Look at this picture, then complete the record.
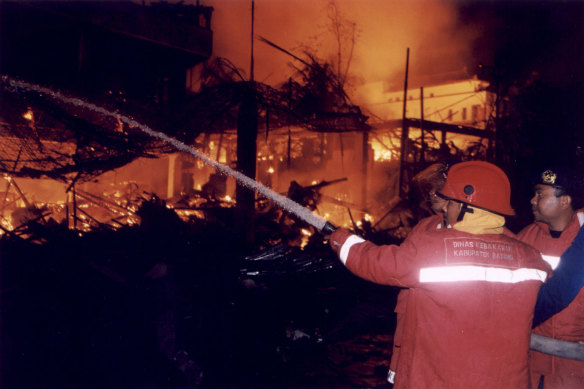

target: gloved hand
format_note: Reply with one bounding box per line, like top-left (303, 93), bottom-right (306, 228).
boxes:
top-left (328, 227), bottom-right (353, 257)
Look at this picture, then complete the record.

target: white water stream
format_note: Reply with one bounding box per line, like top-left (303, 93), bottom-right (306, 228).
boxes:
top-left (2, 76), bottom-right (330, 231)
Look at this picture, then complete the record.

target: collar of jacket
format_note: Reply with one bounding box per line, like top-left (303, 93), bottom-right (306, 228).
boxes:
top-left (452, 206), bottom-right (505, 234)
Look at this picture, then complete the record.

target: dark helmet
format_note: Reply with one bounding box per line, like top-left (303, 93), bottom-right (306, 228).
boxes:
top-left (438, 161), bottom-right (515, 216)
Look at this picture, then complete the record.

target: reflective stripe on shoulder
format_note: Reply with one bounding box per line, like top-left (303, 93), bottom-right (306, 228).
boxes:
top-left (419, 265), bottom-right (548, 283)
top-left (578, 212), bottom-right (584, 227)
top-left (542, 254), bottom-right (560, 270)
top-left (339, 235), bottom-right (366, 265)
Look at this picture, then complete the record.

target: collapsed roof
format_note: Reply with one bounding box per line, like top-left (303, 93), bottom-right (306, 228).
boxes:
top-left (0, 54), bottom-right (369, 184)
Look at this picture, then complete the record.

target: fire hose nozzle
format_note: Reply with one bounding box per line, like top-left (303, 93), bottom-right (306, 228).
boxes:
top-left (321, 221), bottom-right (337, 235)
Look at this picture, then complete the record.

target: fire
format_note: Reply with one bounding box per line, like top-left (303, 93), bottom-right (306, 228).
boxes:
top-left (300, 228), bottom-right (313, 249)
top-left (22, 108), bottom-right (34, 122)
top-left (370, 134), bottom-right (398, 162)
top-left (0, 215), bottom-right (14, 235)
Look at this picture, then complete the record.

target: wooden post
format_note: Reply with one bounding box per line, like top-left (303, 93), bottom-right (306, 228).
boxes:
top-left (398, 48), bottom-right (410, 198)
top-left (167, 154), bottom-right (176, 199)
top-left (361, 131), bottom-right (369, 209)
top-left (235, 86), bottom-right (258, 245)
top-left (250, 0), bottom-right (255, 82)
top-left (287, 78), bottom-right (292, 169)
top-left (216, 131), bottom-right (224, 161)
top-left (420, 86), bottom-right (425, 165)
top-left (72, 184), bottom-right (77, 230)
top-left (235, 0), bottom-right (258, 245)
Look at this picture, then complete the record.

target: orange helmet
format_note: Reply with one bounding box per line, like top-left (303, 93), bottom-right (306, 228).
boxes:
top-left (438, 161), bottom-right (515, 216)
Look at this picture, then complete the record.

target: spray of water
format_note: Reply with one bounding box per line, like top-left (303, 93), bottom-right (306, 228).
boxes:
top-left (1, 76), bottom-right (331, 231)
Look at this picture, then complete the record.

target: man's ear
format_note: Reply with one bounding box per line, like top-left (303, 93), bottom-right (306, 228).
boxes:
top-left (559, 194), bottom-right (572, 210)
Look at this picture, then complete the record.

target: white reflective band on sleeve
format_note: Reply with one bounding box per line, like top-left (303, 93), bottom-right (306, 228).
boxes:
top-left (419, 265), bottom-right (548, 283)
top-left (578, 212), bottom-right (584, 227)
top-left (541, 255), bottom-right (560, 270)
top-left (387, 369), bottom-right (396, 384)
top-left (339, 235), bottom-right (366, 265)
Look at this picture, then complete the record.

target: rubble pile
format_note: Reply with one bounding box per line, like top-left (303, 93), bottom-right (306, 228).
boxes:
top-left (1, 194), bottom-right (401, 388)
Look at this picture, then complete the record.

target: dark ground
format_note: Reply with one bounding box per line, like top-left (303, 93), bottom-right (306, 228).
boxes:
top-left (0, 205), bottom-right (400, 389)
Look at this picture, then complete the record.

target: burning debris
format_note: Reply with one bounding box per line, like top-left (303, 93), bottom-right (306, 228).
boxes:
top-left (0, 34), bottom-right (499, 389)
top-left (0, 179), bottom-right (401, 388)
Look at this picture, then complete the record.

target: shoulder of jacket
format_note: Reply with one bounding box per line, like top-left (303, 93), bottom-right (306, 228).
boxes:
top-left (518, 222), bottom-right (544, 237)
top-left (576, 210), bottom-right (584, 227)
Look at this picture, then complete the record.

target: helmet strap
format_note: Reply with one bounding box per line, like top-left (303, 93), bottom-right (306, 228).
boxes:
top-left (457, 203), bottom-right (474, 222)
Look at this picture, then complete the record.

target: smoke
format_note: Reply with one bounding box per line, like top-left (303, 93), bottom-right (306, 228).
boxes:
top-left (203, 0), bottom-right (481, 225)
top-left (207, 0), bottom-right (479, 90)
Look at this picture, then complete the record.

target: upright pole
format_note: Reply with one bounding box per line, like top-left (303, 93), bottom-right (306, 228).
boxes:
top-left (167, 154), bottom-right (176, 199)
top-left (235, 0), bottom-right (258, 245)
top-left (361, 131), bottom-right (369, 209)
top-left (250, 0), bottom-right (255, 82)
top-left (398, 48), bottom-right (410, 198)
top-left (287, 78), bottom-right (292, 168)
top-left (72, 184), bottom-right (77, 230)
top-left (420, 86), bottom-right (425, 165)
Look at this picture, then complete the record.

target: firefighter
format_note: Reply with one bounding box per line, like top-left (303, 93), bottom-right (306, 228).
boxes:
top-left (328, 161), bottom-right (551, 389)
top-left (388, 161), bottom-right (450, 384)
top-left (517, 166), bottom-right (584, 389)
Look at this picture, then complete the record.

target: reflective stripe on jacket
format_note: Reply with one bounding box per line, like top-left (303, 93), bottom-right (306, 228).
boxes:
top-left (330, 226), bottom-right (550, 389)
top-left (518, 211), bottom-right (584, 380)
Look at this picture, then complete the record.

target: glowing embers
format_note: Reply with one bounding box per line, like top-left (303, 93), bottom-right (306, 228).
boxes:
top-left (300, 228), bottom-right (313, 249)
top-left (22, 107), bottom-right (34, 122)
top-left (370, 133), bottom-right (399, 161)
top-left (0, 176), bottom-right (145, 237)
top-left (0, 214), bottom-right (14, 236)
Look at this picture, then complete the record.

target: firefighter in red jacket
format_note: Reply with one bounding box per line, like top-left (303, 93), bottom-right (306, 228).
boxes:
top-left (517, 166), bottom-right (584, 389)
top-left (388, 161), bottom-right (450, 384)
top-left (329, 161), bottom-right (551, 389)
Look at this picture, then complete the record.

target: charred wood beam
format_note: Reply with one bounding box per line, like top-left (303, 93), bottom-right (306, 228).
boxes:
top-left (1, 148), bottom-right (22, 215)
top-left (406, 118), bottom-right (494, 139)
top-left (11, 211), bottom-right (52, 234)
top-left (75, 206), bottom-right (110, 230)
top-left (306, 112), bottom-right (371, 133)
top-left (10, 178), bottom-right (32, 209)
top-left (370, 119), bottom-right (494, 139)
top-left (74, 188), bottom-right (137, 216)
top-left (319, 194), bottom-right (367, 213)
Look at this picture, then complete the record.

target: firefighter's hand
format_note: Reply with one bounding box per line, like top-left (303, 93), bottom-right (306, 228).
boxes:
top-left (328, 228), bottom-right (353, 257)
top-left (321, 221), bottom-right (337, 236)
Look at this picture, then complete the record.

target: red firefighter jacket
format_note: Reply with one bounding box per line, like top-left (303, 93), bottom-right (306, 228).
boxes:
top-left (330, 226), bottom-right (550, 389)
top-left (389, 214), bottom-right (443, 382)
top-left (518, 210), bottom-right (584, 383)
